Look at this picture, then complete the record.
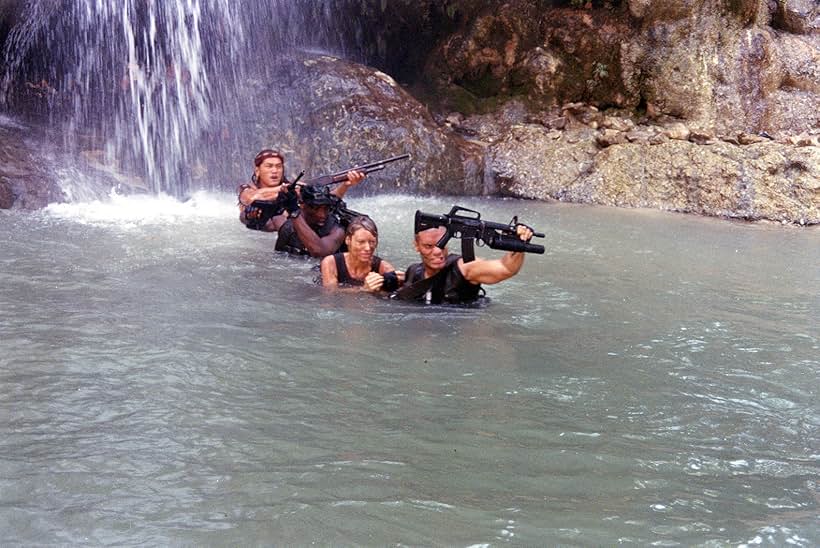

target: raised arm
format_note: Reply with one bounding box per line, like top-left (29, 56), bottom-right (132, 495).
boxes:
top-left (330, 170), bottom-right (366, 200)
top-left (459, 225), bottom-right (533, 285)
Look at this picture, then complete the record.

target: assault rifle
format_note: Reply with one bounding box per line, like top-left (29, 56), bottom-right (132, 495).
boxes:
top-left (243, 153), bottom-right (409, 231)
top-left (414, 205), bottom-right (545, 260)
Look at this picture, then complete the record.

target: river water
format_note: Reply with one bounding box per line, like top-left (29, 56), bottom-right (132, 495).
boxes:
top-left (0, 193), bottom-right (817, 546)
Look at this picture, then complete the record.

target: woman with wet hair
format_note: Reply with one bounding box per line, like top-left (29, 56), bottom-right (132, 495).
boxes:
top-left (320, 216), bottom-right (403, 292)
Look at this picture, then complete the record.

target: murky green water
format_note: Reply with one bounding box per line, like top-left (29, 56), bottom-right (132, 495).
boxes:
top-left (1, 194), bottom-right (817, 546)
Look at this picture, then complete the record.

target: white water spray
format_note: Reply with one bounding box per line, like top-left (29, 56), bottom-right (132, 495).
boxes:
top-left (3, 1), bottom-right (247, 195)
top-left (1, 0), bottom-right (371, 198)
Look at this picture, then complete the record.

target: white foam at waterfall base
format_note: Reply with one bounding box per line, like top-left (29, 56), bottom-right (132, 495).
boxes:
top-left (44, 190), bottom-right (236, 228)
top-left (0, 114), bottom-right (27, 129)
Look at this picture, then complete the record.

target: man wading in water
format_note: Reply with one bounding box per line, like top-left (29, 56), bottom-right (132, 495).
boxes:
top-left (271, 184), bottom-right (365, 258)
top-left (398, 223), bottom-right (534, 305)
top-left (237, 149), bottom-right (364, 237)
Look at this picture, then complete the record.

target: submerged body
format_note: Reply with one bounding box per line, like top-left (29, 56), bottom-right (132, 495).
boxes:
top-left (320, 216), bottom-right (401, 291)
top-left (398, 224), bottom-right (533, 304)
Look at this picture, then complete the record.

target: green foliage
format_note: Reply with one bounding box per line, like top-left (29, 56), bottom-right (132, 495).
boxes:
top-left (585, 61), bottom-right (609, 94)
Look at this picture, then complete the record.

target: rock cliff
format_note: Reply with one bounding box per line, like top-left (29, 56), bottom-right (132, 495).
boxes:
top-left (382, 0), bottom-right (820, 223)
top-left (1, 0), bottom-right (817, 223)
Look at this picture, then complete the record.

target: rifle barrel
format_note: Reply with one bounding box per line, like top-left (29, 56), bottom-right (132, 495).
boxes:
top-left (416, 207), bottom-right (545, 253)
top-left (330, 153), bottom-right (411, 178)
top-left (304, 153), bottom-right (410, 187)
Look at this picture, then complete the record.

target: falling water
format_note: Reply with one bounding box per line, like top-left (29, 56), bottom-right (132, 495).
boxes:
top-left (0, 0), bottom-right (369, 197)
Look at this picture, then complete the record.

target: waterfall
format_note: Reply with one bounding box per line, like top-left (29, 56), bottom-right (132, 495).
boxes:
top-left (0, 0), bottom-right (365, 198)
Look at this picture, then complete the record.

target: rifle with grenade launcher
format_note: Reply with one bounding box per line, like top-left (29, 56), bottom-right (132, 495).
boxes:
top-left (414, 205), bottom-right (545, 261)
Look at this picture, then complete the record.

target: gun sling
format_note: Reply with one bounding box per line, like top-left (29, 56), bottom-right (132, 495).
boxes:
top-left (391, 267), bottom-right (451, 301)
top-left (393, 251), bottom-right (475, 301)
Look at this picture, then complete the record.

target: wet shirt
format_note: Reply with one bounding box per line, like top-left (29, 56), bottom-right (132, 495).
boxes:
top-left (332, 253), bottom-right (383, 286)
top-left (403, 254), bottom-right (482, 304)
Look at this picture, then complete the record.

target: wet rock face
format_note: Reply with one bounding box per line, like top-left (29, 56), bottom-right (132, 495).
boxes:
top-left (424, 6), bottom-right (636, 112)
top-left (413, 0), bottom-right (818, 223)
top-left (0, 119), bottom-right (65, 209)
top-left (631, 2), bottom-right (819, 136)
top-left (420, 1), bottom-right (818, 135)
top-left (294, 56), bottom-right (483, 195)
top-left (485, 117), bottom-right (820, 224)
top-left (210, 54), bottom-right (483, 196)
top-left (772, 0), bottom-right (820, 35)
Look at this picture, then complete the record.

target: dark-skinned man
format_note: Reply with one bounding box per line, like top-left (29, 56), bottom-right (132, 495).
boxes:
top-left (270, 176), bottom-right (365, 258)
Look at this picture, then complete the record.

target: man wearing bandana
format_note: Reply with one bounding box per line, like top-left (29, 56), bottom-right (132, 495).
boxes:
top-left (237, 149), bottom-right (365, 257)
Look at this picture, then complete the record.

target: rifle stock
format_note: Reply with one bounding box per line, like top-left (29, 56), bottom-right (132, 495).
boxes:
top-left (242, 171), bottom-right (304, 230)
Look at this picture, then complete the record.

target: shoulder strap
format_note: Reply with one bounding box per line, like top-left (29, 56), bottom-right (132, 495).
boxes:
top-left (333, 253), bottom-right (347, 280)
top-left (371, 256), bottom-right (382, 273)
top-left (238, 177), bottom-right (257, 194)
top-left (392, 255), bottom-right (459, 301)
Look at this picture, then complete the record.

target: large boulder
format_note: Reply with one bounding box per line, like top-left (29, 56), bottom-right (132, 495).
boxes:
top-left (205, 54), bottom-right (484, 196)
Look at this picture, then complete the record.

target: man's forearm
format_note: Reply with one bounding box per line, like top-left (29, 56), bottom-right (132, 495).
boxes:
top-left (291, 217), bottom-right (336, 257)
top-left (500, 251), bottom-right (525, 277)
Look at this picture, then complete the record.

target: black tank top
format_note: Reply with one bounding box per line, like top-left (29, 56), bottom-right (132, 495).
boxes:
top-left (332, 253), bottom-right (382, 286)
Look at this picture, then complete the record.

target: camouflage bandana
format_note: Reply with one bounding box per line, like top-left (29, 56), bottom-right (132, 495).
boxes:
top-left (254, 149), bottom-right (284, 167)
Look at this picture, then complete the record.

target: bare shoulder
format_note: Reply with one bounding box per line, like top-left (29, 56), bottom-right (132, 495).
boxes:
top-left (320, 252), bottom-right (339, 286)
